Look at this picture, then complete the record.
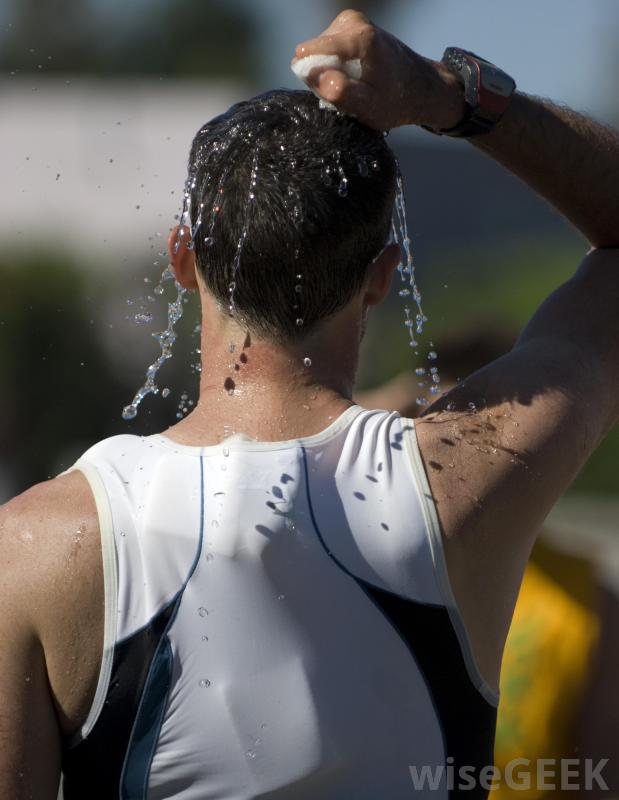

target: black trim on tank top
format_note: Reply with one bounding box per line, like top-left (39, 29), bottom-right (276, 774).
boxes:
top-left (361, 582), bottom-right (497, 800)
top-left (61, 595), bottom-right (178, 800)
top-left (300, 445), bottom-right (497, 800)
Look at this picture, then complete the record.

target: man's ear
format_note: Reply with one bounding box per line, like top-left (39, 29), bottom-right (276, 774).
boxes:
top-left (364, 243), bottom-right (401, 306)
top-left (168, 225), bottom-right (199, 290)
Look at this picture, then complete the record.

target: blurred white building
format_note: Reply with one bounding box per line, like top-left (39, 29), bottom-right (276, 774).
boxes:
top-left (0, 77), bottom-right (246, 264)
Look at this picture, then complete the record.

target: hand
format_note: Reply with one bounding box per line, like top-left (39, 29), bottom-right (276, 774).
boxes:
top-left (292, 9), bottom-right (465, 132)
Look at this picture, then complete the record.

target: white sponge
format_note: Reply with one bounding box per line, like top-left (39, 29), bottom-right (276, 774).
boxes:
top-left (291, 55), bottom-right (362, 110)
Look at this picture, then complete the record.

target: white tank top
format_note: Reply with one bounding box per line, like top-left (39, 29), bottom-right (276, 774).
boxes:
top-left (61, 406), bottom-right (498, 800)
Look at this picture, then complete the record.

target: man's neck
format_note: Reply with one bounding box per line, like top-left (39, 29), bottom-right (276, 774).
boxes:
top-left (164, 305), bottom-right (362, 446)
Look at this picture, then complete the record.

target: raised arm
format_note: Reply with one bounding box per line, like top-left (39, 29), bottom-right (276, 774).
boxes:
top-left (293, 9), bottom-right (619, 249)
top-left (294, 10), bottom-right (619, 689)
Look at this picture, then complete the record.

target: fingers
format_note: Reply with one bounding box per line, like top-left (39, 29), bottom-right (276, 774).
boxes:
top-left (312, 69), bottom-right (378, 127)
top-left (294, 33), bottom-right (362, 62)
top-left (294, 10), bottom-right (374, 61)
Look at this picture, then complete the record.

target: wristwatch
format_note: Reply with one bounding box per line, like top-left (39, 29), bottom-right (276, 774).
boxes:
top-left (427, 48), bottom-right (516, 138)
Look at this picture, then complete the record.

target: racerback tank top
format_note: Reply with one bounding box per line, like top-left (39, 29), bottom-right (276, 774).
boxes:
top-left (61, 405), bottom-right (498, 799)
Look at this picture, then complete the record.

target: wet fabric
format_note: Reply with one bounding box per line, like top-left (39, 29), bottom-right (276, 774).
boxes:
top-left (62, 406), bottom-right (497, 799)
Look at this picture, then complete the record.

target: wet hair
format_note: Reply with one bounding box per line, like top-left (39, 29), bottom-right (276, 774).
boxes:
top-left (187, 89), bottom-right (397, 340)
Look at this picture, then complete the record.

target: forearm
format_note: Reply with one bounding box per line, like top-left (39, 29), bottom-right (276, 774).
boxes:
top-left (293, 13), bottom-right (619, 248)
top-left (471, 92), bottom-right (619, 248)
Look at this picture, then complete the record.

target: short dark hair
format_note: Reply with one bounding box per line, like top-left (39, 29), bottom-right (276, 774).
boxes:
top-left (187, 89), bottom-right (397, 340)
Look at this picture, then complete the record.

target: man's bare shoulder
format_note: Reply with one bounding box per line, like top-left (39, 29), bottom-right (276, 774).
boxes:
top-left (1, 471), bottom-right (105, 738)
top-left (0, 471), bottom-right (102, 647)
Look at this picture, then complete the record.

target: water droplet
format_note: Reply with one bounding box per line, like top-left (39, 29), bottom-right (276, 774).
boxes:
top-left (134, 312), bottom-right (153, 325)
top-left (161, 387), bottom-right (170, 398)
top-left (303, 357), bottom-right (312, 367)
top-left (285, 517), bottom-right (296, 532)
top-left (415, 367), bottom-right (426, 376)
top-left (198, 607), bottom-right (208, 617)
top-left (206, 552), bottom-right (214, 561)
top-left (204, 236), bottom-right (214, 246)
top-left (277, 594), bottom-right (285, 601)
top-left (371, 160), bottom-right (380, 171)
top-left (428, 351), bottom-right (438, 361)
top-left (122, 404), bottom-right (138, 421)
top-left (468, 402), bottom-right (477, 411)
top-left (154, 284), bottom-right (164, 295)
top-left (223, 446), bottom-right (230, 457)
top-left (399, 288), bottom-right (410, 297)
top-left (246, 750), bottom-right (256, 759)
top-left (211, 519), bottom-right (219, 528)
top-left (201, 635), bottom-right (209, 641)
top-left (294, 284), bottom-right (302, 293)
top-left (296, 318), bottom-right (304, 327)
top-left (199, 678), bottom-right (211, 688)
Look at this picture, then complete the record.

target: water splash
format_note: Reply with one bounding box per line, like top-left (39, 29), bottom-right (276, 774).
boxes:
top-left (229, 148), bottom-right (259, 317)
top-left (391, 166), bottom-right (441, 400)
top-left (121, 264), bottom-right (187, 421)
top-left (121, 169), bottom-right (200, 421)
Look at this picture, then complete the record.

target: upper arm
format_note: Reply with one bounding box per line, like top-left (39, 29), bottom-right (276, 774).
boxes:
top-left (0, 471), bottom-right (102, 799)
top-left (0, 495), bottom-right (62, 799)
top-left (419, 247), bottom-right (619, 545)
top-left (414, 248), bottom-right (619, 683)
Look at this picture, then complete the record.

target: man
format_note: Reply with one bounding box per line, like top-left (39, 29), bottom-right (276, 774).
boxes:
top-left (1, 9), bottom-right (618, 798)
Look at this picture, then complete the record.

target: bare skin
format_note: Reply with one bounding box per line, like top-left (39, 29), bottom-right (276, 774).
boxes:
top-left (2, 9), bottom-right (619, 797)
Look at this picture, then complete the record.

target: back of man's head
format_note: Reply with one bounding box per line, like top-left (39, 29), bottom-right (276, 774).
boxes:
top-left (188, 89), bottom-right (397, 341)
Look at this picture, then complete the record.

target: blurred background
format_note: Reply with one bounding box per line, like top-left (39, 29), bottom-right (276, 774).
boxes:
top-left (1, 0), bottom-right (618, 539)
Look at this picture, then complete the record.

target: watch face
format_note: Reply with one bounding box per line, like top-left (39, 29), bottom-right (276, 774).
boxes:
top-left (480, 64), bottom-right (515, 97)
top-left (441, 47), bottom-right (516, 134)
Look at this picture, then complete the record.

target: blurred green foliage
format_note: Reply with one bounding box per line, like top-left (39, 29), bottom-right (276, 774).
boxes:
top-left (0, 252), bottom-right (201, 498)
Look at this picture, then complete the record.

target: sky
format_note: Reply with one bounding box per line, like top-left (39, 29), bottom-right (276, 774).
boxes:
top-left (246, 0), bottom-right (619, 124)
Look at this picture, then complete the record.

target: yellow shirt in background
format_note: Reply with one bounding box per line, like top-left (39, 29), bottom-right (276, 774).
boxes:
top-left (494, 538), bottom-right (600, 799)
